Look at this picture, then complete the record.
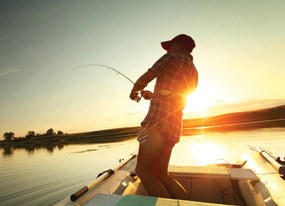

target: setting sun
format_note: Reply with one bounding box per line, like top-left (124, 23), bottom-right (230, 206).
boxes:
top-left (185, 91), bottom-right (211, 116)
top-left (184, 81), bottom-right (230, 118)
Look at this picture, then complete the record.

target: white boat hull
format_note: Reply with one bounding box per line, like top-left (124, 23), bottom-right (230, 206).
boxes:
top-left (55, 147), bottom-right (285, 206)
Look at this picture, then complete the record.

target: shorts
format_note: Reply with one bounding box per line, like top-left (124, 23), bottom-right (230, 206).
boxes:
top-left (137, 126), bottom-right (175, 151)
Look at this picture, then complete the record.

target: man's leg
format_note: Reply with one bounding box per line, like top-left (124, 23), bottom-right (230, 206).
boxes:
top-left (135, 127), bottom-right (171, 198)
top-left (155, 142), bottom-right (188, 200)
top-left (135, 143), bottom-right (171, 198)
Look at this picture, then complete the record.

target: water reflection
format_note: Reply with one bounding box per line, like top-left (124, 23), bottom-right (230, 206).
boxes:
top-left (1, 143), bottom-right (67, 157)
top-left (2, 122), bottom-right (285, 158)
top-left (72, 148), bottom-right (99, 154)
top-left (182, 119), bottom-right (285, 135)
top-left (1, 128), bottom-right (284, 206)
top-left (1, 136), bottom-right (136, 157)
top-left (2, 146), bottom-right (13, 156)
top-left (1, 127), bottom-right (140, 157)
top-left (188, 142), bottom-right (226, 165)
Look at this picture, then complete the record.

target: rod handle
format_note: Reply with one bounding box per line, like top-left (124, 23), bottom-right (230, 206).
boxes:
top-left (70, 186), bottom-right (88, 202)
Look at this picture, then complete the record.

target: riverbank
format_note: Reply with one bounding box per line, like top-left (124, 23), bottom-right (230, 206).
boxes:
top-left (182, 104), bottom-right (285, 134)
top-left (1, 104), bottom-right (284, 148)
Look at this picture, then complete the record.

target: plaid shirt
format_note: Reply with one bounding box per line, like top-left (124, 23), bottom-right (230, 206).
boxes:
top-left (141, 52), bottom-right (198, 144)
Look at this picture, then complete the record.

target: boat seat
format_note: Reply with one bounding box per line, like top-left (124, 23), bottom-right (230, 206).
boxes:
top-left (169, 165), bottom-right (258, 180)
top-left (230, 168), bottom-right (258, 180)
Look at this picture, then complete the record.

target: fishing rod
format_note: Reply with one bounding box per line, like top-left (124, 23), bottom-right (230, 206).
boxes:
top-left (73, 64), bottom-right (135, 85)
top-left (73, 64), bottom-right (144, 102)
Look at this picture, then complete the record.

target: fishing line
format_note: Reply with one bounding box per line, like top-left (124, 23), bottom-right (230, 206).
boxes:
top-left (73, 63), bottom-right (142, 102)
top-left (72, 64), bottom-right (135, 85)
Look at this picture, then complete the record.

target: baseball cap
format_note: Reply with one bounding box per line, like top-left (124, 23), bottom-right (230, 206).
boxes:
top-left (161, 34), bottom-right (196, 52)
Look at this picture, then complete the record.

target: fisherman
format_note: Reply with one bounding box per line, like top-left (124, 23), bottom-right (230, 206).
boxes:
top-left (129, 34), bottom-right (198, 199)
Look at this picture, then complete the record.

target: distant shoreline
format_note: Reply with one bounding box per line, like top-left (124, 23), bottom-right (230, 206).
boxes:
top-left (1, 104), bottom-right (285, 148)
top-left (182, 118), bottom-right (285, 135)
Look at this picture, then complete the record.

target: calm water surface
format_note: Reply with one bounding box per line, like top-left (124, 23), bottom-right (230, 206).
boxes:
top-left (1, 128), bottom-right (285, 206)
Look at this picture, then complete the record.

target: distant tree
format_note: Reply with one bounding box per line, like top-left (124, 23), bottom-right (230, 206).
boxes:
top-left (57, 130), bottom-right (64, 135)
top-left (46, 128), bottom-right (55, 136)
top-left (3, 132), bottom-right (15, 141)
top-left (25, 131), bottom-right (36, 138)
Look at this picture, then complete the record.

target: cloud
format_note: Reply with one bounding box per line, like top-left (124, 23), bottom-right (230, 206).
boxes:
top-left (0, 69), bottom-right (20, 77)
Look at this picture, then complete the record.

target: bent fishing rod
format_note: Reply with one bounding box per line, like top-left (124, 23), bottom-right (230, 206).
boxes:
top-left (73, 64), bottom-right (135, 84)
top-left (73, 64), bottom-right (143, 102)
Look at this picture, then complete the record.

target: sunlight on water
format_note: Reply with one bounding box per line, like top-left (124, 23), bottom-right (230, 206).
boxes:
top-left (171, 128), bottom-right (285, 166)
top-left (0, 139), bottom-right (138, 206)
top-left (187, 142), bottom-right (226, 165)
top-left (170, 134), bottom-right (228, 166)
top-left (0, 128), bottom-right (285, 205)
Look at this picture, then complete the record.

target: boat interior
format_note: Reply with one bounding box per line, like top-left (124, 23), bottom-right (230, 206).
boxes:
top-left (122, 164), bottom-right (258, 205)
top-left (111, 152), bottom-right (284, 206)
top-left (63, 150), bottom-right (285, 206)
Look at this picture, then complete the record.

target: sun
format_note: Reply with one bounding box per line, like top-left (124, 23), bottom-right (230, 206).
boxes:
top-left (184, 82), bottom-right (229, 118)
top-left (185, 91), bottom-right (211, 116)
top-left (184, 87), bottom-right (214, 117)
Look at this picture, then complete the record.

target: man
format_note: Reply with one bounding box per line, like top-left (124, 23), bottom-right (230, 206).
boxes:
top-left (129, 34), bottom-right (198, 199)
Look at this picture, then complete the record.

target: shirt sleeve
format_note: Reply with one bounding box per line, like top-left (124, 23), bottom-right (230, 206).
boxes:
top-left (149, 53), bottom-right (174, 76)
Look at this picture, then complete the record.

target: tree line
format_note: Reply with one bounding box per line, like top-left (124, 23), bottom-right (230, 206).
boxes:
top-left (3, 128), bottom-right (65, 141)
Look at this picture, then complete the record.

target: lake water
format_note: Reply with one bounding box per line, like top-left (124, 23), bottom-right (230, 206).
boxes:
top-left (1, 127), bottom-right (285, 206)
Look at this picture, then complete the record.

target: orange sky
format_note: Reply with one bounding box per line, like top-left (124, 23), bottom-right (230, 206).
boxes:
top-left (1, 1), bottom-right (285, 137)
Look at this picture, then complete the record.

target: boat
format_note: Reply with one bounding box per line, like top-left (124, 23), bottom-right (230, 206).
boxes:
top-left (55, 146), bottom-right (285, 206)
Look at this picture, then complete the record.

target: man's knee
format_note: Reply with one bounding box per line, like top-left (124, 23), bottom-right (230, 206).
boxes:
top-left (157, 173), bottom-right (171, 183)
top-left (135, 164), bottom-right (142, 177)
top-left (135, 164), bottom-right (151, 182)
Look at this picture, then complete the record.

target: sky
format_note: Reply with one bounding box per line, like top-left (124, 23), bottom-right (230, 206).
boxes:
top-left (1, 0), bottom-right (285, 138)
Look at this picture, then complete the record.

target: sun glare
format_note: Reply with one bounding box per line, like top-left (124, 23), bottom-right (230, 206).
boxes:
top-left (188, 143), bottom-right (226, 165)
top-left (185, 91), bottom-right (211, 116)
top-left (184, 82), bottom-right (229, 118)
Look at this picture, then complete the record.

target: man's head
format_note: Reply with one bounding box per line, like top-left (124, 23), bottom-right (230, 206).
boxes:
top-left (161, 34), bottom-right (195, 53)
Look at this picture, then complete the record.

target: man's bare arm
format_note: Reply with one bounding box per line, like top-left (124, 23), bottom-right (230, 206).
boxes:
top-left (129, 69), bottom-right (156, 101)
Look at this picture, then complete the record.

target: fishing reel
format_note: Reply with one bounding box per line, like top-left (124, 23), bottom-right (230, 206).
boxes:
top-left (132, 90), bottom-right (152, 102)
top-left (139, 90), bottom-right (152, 102)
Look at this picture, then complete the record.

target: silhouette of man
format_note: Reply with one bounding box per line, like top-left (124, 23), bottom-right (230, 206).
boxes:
top-left (130, 34), bottom-right (198, 199)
